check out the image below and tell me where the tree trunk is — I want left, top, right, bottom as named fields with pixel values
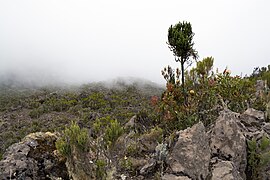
left=181, top=60, right=187, bottom=105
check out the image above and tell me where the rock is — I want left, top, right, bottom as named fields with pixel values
left=162, top=174, right=191, bottom=180
left=0, top=132, right=68, bottom=180
left=65, top=146, right=97, bottom=180
left=139, top=127, right=163, bottom=154
left=263, top=123, right=270, bottom=135
left=243, top=108, right=265, bottom=122
left=128, top=157, right=148, bottom=169
left=139, top=158, right=156, bottom=175
left=210, top=110, right=246, bottom=179
left=240, top=115, right=262, bottom=133
left=211, top=160, right=243, bottom=180
left=125, top=115, right=136, bottom=129
left=255, top=80, right=266, bottom=97
left=166, top=122, right=210, bottom=180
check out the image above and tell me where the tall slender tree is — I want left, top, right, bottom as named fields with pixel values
left=167, top=21, right=198, bottom=104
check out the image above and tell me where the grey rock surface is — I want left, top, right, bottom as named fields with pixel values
left=0, top=132, right=68, bottom=180
left=162, top=174, right=191, bottom=180
left=210, top=110, right=247, bottom=178
left=211, top=160, right=243, bottom=180
left=166, top=122, right=210, bottom=180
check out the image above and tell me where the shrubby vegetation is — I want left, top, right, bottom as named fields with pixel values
left=158, top=57, right=261, bottom=132
left=0, top=81, right=160, bottom=160
left=247, top=135, right=270, bottom=179
left=56, top=121, right=89, bottom=157
left=0, top=20, right=270, bottom=179
left=156, top=21, right=269, bottom=132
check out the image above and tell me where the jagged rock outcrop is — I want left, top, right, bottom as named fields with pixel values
left=1, top=108, right=270, bottom=179
left=166, top=122, right=211, bottom=180
left=163, top=108, right=267, bottom=180
left=210, top=109, right=247, bottom=179
left=0, top=132, right=68, bottom=180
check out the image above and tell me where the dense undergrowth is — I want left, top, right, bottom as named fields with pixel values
left=158, top=58, right=270, bottom=133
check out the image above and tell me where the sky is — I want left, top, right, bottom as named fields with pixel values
left=0, top=0, right=269, bottom=85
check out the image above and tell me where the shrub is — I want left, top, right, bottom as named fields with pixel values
left=29, top=106, right=45, bottom=118
left=104, top=119, right=124, bottom=147
left=56, top=121, right=89, bottom=157
left=247, top=135, right=270, bottom=179
left=159, top=58, right=256, bottom=132
left=82, top=92, right=107, bottom=110
left=92, top=116, right=124, bottom=148
left=95, top=159, right=107, bottom=180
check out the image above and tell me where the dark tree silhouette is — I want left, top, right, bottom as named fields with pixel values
left=167, top=21, right=198, bottom=104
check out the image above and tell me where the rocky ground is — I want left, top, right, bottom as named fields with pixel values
left=1, top=107, right=270, bottom=179
left=0, top=80, right=270, bottom=179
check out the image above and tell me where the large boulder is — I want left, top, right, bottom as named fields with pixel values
left=166, top=122, right=210, bottom=180
left=211, top=160, right=243, bottom=180
left=210, top=109, right=247, bottom=178
left=0, top=132, right=68, bottom=180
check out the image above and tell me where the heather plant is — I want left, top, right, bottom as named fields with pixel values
left=247, top=135, right=270, bottom=179
left=93, top=116, right=124, bottom=148
left=95, top=159, right=107, bottom=180
left=82, top=92, right=107, bottom=110
left=104, top=119, right=124, bottom=147
left=159, top=57, right=256, bottom=131
left=56, top=121, right=89, bottom=157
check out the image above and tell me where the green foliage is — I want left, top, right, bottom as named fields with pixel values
left=29, top=101, right=41, bottom=109
left=167, top=21, right=198, bottom=62
left=93, top=116, right=124, bottom=148
left=149, top=127, right=163, bottom=144
left=55, top=138, right=71, bottom=157
left=196, top=56, right=214, bottom=79
left=29, top=106, right=46, bottom=118
left=167, top=21, right=198, bottom=104
left=159, top=57, right=256, bottom=132
left=93, top=116, right=112, bottom=137
left=45, top=97, right=77, bottom=112
left=104, top=119, right=124, bottom=147
left=247, top=135, right=270, bottom=179
left=119, top=157, right=133, bottom=172
left=95, top=159, right=107, bottom=180
left=56, top=121, right=89, bottom=157
left=250, top=65, right=270, bottom=88
left=82, top=92, right=107, bottom=110
left=126, top=143, right=140, bottom=157
left=0, top=82, right=159, bottom=160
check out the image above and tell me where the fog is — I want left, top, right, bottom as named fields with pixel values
left=0, top=0, right=269, bottom=86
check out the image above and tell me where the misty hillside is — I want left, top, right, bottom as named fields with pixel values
left=0, top=78, right=163, bottom=159
left=0, top=2, right=269, bottom=177
left=0, top=62, right=270, bottom=179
